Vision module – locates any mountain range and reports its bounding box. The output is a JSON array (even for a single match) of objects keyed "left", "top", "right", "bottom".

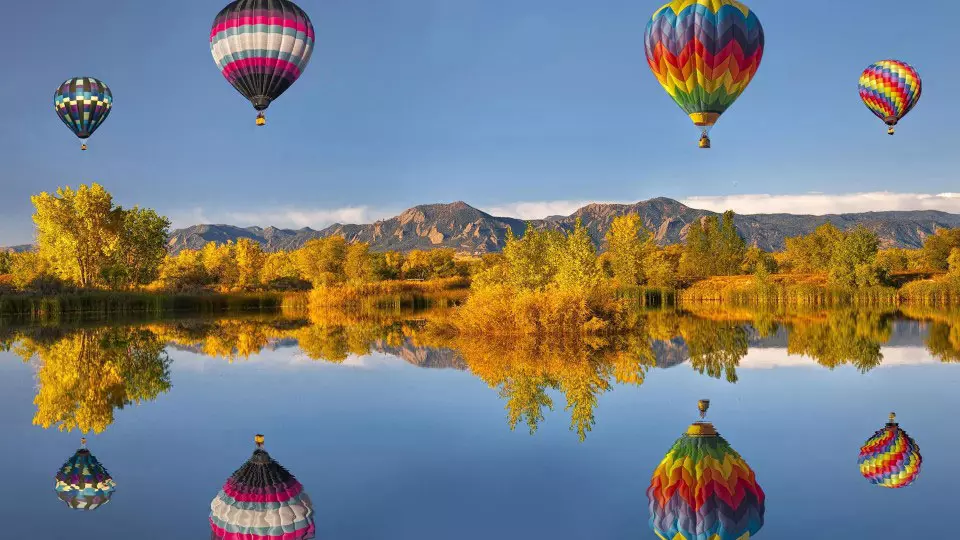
[{"left": 163, "top": 197, "right": 960, "bottom": 255}]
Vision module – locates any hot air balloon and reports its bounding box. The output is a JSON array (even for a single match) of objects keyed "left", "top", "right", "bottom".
[
  {"left": 648, "top": 401, "right": 765, "bottom": 540},
  {"left": 210, "top": 0, "right": 315, "bottom": 126},
  {"left": 54, "top": 438, "right": 116, "bottom": 510},
  {"left": 644, "top": 0, "right": 765, "bottom": 149},
  {"left": 858, "top": 412, "right": 922, "bottom": 488},
  {"left": 858, "top": 60, "right": 922, "bottom": 135},
  {"left": 53, "top": 77, "right": 113, "bottom": 151},
  {"left": 210, "top": 434, "right": 316, "bottom": 540}
]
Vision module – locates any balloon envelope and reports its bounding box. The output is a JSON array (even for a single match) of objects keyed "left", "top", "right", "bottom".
[
  {"left": 54, "top": 448, "right": 116, "bottom": 511},
  {"left": 210, "top": 0, "right": 315, "bottom": 114},
  {"left": 858, "top": 416, "right": 922, "bottom": 488},
  {"left": 210, "top": 443, "right": 315, "bottom": 539},
  {"left": 648, "top": 421, "right": 765, "bottom": 540},
  {"left": 53, "top": 77, "right": 113, "bottom": 144},
  {"left": 858, "top": 60, "right": 921, "bottom": 131},
  {"left": 643, "top": 0, "right": 764, "bottom": 139}
]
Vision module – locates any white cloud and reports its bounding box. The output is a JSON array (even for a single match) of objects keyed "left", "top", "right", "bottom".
[
  {"left": 681, "top": 192, "right": 960, "bottom": 216},
  {"left": 167, "top": 206, "right": 396, "bottom": 231},
  {"left": 482, "top": 200, "right": 618, "bottom": 219}
]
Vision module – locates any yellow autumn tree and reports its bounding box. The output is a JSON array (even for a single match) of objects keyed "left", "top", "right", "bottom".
[{"left": 235, "top": 238, "right": 266, "bottom": 290}]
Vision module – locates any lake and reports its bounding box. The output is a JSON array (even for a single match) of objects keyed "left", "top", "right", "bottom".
[{"left": 1, "top": 306, "right": 958, "bottom": 539}]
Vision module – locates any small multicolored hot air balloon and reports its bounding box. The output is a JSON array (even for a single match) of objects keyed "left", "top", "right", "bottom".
[
  {"left": 54, "top": 438, "right": 116, "bottom": 510},
  {"left": 858, "top": 412, "right": 922, "bottom": 488},
  {"left": 648, "top": 400, "right": 765, "bottom": 540},
  {"left": 54, "top": 77, "right": 113, "bottom": 151},
  {"left": 210, "top": 0, "right": 315, "bottom": 126},
  {"left": 211, "top": 434, "right": 316, "bottom": 540},
  {"left": 644, "top": 0, "right": 765, "bottom": 149},
  {"left": 858, "top": 60, "right": 922, "bottom": 135}
]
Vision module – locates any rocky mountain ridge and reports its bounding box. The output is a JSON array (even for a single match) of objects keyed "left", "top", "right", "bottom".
[{"left": 163, "top": 197, "right": 960, "bottom": 255}]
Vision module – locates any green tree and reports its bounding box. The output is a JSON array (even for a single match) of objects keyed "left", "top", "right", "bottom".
[
  {"left": 828, "top": 225, "right": 882, "bottom": 287},
  {"left": 0, "top": 251, "right": 11, "bottom": 274},
  {"left": 782, "top": 223, "right": 844, "bottom": 273},
  {"left": 106, "top": 207, "right": 171, "bottom": 287},
  {"left": 922, "top": 228, "right": 960, "bottom": 271},
  {"left": 717, "top": 210, "right": 747, "bottom": 275},
  {"left": 741, "top": 246, "right": 777, "bottom": 274}
]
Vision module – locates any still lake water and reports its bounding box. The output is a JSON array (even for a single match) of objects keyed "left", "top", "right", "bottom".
[{"left": 1, "top": 308, "right": 958, "bottom": 539}]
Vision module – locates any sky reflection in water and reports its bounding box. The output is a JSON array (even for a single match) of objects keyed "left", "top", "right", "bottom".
[{"left": 0, "top": 308, "right": 958, "bottom": 539}]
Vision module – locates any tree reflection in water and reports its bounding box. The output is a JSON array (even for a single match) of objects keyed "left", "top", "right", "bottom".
[{"left": 3, "top": 304, "right": 959, "bottom": 439}]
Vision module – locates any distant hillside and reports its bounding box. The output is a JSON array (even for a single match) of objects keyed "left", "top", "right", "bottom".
[
  {"left": 167, "top": 198, "right": 960, "bottom": 255},
  {"left": 0, "top": 245, "right": 34, "bottom": 254}
]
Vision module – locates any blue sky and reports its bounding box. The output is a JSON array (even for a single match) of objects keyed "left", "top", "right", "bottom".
[{"left": 1, "top": 0, "right": 956, "bottom": 244}]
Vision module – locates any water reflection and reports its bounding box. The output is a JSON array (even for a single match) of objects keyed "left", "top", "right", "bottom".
[
  {"left": 3, "top": 306, "right": 960, "bottom": 440},
  {"left": 210, "top": 435, "right": 315, "bottom": 540},
  {"left": 648, "top": 402, "right": 764, "bottom": 540},
  {"left": 7, "top": 326, "right": 171, "bottom": 434},
  {"left": 54, "top": 438, "right": 116, "bottom": 511}
]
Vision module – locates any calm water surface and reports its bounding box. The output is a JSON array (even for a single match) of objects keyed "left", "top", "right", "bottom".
[{"left": 0, "top": 308, "right": 958, "bottom": 539}]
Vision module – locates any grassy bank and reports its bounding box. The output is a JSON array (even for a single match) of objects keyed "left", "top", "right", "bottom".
[
  {"left": 678, "top": 274, "right": 955, "bottom": 307},
  {"left": 308, "top": 277, "right": 470, "bottom": 308},
  {"left": 0, "top": 291, "right": 285, "bottom": 321}
]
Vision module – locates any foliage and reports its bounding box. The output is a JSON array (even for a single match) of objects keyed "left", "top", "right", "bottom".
[
  {"left": 605, "top": 214, "right": 654, "bottom": 287},
  {"left": 31, "top": 183, "right": 169, "bottom": 289},
  {"left": 922, "top": 228, "right": 960, "bottom": 271},
  {"left": 828, "top": 225, "right": 883, "bottom": 287},
  {"left": 679, "top": 211, "right": 746, "bottom": 279}
]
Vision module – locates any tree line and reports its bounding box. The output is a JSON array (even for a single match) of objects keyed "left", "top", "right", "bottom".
[{"left": 2, "top": 183, "right": 959, "bottom": 298}]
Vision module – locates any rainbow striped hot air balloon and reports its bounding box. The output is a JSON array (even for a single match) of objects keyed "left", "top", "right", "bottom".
[
  {"left": 644, "top": 0, "right": 765, "bottom": 149},
  {"left": 648, "top": 400, "right": 765, "bottom": 540},
  {"left": 54, "top": 438, "right": 117, "bottom": 511},
  {"left": 858, "top": 412, "right": 922, "bottom": 488},
  {"left": 210, "top": 0, "right": 315, "bottom": 126},
  {"left": 858, "top": 60, "right": 921, "bottom": 135},
  {"left": 210, "top": 435, "right": 316, "bottom": 540}
]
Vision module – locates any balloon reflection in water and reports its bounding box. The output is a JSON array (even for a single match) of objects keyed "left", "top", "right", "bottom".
[
  {"left": 54, "top": 438, "right": 116, "bottom": 510},
  {"left": 211, "top": 434, "right": 316, "bottom": 540},
  {"left": 648, "top": 401, "right": 765, "bottom": 540},
  {"left": 858, "top": 412, "right": 922, "bottom": 488}
]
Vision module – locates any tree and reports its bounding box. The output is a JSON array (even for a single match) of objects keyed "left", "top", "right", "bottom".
[
  {"left": 828, "top": 225, "right": 882, "bottom": 287},
  {"left": 782, "top": 223, "right": 844, "bottom": 273},
  {"left": 741, "top": 246, "right": 777, "bottom": 274},
  {"left": 344, "top": 242, "right": 373, "bottom": 283},
  {"left": 30, "top": 183, "right": 169, "bottom": 289},
  {"left": 949, "top": 248, "right": 960, "bottom": 279},
  {"left": 679, "top": 212, "right": 746, "bottom": 279},
  {"left": 0, "top": 251, "right": 11, "bottom": 274},
  {"left": 261, "top": 251, "right": 306, "bottom": 289},
  {"left": 605, "top": 214, "right": 653, "bottom": 287},
  {"left": 553, "top": 219, "right": 601, "bottom": 292},
  {"left": 923, "top": 228, "right": 960, "bottom": 271},
  {"left": 201, "top": 242, "right": 239, "bottom": 290},
  {"left": 10, "top": 252, "right": 63, "bottom": 292},
  {"left": 497, "top": 225, "right": 564, "bottom": 291},
  {"left": 235, "top": 238, "right": 266, "bottom": 290},
  {"left": 32, "top": 184, "right": 119, "bottom": 288},
  {"left": 155, "top": 249, "right": 212, "bottom": 291},
  {"left": 296, "top": 237, "right": 347, "bottom": 286},
  {"left": 106, "top": 207, "right": 171, "bottom": 288},
  {"left": 716, "top": 210, "right": 747, "bottom": 275}
]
